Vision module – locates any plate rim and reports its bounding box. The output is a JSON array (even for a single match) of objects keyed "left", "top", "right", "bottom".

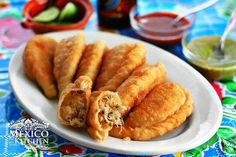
[{"left": 9, "top": 30, "right": 223, "bottom": 155}]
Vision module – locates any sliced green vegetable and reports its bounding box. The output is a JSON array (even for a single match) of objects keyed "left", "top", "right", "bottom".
[
  {"left": 33, "top": 6, "right": 60, "bottom": 22},
  {"left": 59, "top": 2, "right": 79, "bottom": 22}
]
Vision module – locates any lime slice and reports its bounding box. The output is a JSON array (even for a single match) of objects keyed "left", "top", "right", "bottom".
[
  {"left": 59, "top": 2, "right": 79, "bottom": 22},
  {"left": 33, "top": 6, "right": 60, "bottom": 22}
]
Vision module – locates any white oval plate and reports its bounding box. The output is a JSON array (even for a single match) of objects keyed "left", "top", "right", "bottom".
[{"left": 9, "top": 30, "right": 222, "bottom": 155}]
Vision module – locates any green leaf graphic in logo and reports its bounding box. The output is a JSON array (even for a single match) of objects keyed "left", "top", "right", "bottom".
[
  {"left": 218, "top": 126, "right": 236, "bottom": 155},
  {"left": 226, "top": 81, "right": 236, "bottom": 92},
  {"left": 183, "top": 134, "right": 218, "bottom": 157},
  {"left": 222, "top": 97, "right": 236, "bottom": 106}
]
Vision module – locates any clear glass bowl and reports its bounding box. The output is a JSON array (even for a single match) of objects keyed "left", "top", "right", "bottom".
[
  {"left": 182, "top": 27, "right": 236, "bottom": 80},
  {"left": 130, "top": 1, "right": 195, "bottom": 44}
]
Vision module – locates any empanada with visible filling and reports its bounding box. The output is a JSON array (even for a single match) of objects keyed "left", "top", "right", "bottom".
[
  {"left": 110, "top": 82, "right": 193, "bottom": 140},
  {"left": 23, "top": 35, "right": 57, "bottom": 99},
  {"left": 58, "top": 41, "right": 106, "bottom": 127},
  {"left": 54, "top": 34, "right": 85, "bottom": 94},
  {"left": 117, "top": 63, "right": 167, "bottom": 117},
  {"left": 87, "top": 91, "right": 124, "bottom": 142},
  {"left": 57, "top": 76, "right": 92, "bottom": 127}
]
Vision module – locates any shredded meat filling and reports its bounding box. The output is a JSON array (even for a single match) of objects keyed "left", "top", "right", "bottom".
[
  {"left": 62, "top": 91, "right": 87, "bottom": 126},
  {"left": 98, "top": 95, "right": 124, "bottom": 128}
]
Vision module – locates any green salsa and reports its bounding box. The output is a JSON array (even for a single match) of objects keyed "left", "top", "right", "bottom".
[
  {"left": 186, "top": 36, "right": 236, "bottom": 80},
  {"left": 187, "top": 36, "right": 236, "bottom": 61}
]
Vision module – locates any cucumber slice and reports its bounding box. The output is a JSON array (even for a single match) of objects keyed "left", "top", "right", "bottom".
[
  {"left": 59, "top": 2, "right": 79, "bottom": 22},
  {"left": 33, "top": 6, "right": 60, "bottom": 22}
]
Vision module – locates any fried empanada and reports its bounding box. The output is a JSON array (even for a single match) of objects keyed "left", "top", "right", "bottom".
[
  {"left": 99, "top": 43, "right": 146, "bottom": 91},
  {"left": 110, "top": 82, "right": 193, "bottom": 140},
  {"left": 87, "top": 91, "right": 124, "bottom": 141},
  {"left": 58, "top": 41, "right": 106, "bottom": 127},
  {"left": 23, "top": 35, "right": 57, "bottom": 99},
  {"left": 54, "top": 34, "right": 85, "bottom": 94},
  {"left": 117, "top": 63, "right": 167, "bottom": 116},
  {"left": 95, "top": 43, "right": 135, "bottom": 90},
  {"left": 58, "top": 76, "right": 92, "bottom": 127},
  {"left": 75, "top": 40, "right": 106, "bottom": 83}
]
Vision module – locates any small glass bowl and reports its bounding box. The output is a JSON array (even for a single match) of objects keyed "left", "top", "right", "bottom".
[
  {"left": 182, "top": 27, "right": 236, "bottom": 80},
  {"left": 130, "top": 1, "right": 195, "bottom": 44}
]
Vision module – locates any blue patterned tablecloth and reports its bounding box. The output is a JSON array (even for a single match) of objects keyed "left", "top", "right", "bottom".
[{"left": 0, "top": 0, "right": 236, "bottom": 156}]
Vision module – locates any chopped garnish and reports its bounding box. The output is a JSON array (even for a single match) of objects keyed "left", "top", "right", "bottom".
[{"left": 98, "top": 94, "right": 123, "bottom": 127}]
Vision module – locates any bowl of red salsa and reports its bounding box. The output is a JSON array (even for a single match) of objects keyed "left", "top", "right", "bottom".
[{"left": 130, "top": 2, "right": 195, "bottom": 44}]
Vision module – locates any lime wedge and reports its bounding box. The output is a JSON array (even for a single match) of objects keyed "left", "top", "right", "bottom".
[
  {"left": 59, "top": 2, "right": 79, "bottom": 22},
  {"left": 33, "top": 6, "right": 60, "bottom": 22}
]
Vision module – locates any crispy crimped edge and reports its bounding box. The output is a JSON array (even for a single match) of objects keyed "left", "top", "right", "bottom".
[
  {"left": 95, "top": 43, "right": 134, "bottom": 90},
  {"left": 99, "top": 43, "right": 146, "bottom": 91},
  {"left": 76, "top": 40, "right": 106, "bottom": 83},
  {"left": 55, "top": 34, "right": 85, "bottom": 93},
  {"left": 110, "top": 84, "right": 193, "bottom": 141},
  {"left": 23, "top": 35, "right": 58, "bottom": 98},
  {"left": 117, "top": 63, "right": 167, "bottom": 116}
]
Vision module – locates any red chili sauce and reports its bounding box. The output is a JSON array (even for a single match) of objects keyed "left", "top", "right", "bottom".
[{"left": 135, "top": 12, "right": 191, "bottom": 44}]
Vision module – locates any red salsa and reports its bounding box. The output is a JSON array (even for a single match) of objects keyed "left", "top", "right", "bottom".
[{"left": 135, "top": 12, "right": 191, "bottom": 44}]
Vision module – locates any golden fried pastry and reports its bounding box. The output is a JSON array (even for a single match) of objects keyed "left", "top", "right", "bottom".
[
  {"left": 117, "top": 63, "right": 167, "bottom": 116},
  {"left": 95, "top": 43, "right": 135, "bottom": 90},
  {"left": 110, "top": 82, "right": 193, "bottom": 140},
  {"left": 23, "top": 35, "right": 57, "bottom": 99},
  {"left": 99, "top": 43, "right": 146, "bottom": 91},
  {"left": 58, "top": 76, "right": 92, "bottom": 127},
  {"left": 87, "top": 91, "right": 124, "bottom": 141},
  {"left": 124, "top": 83, "right": 186, "bottom": 128},
  {"left": 54, "top": 34, "right": 85, "bottom": 94},
  {"left": 75, "top": 40, "right": 106, "bottom": 82},
  {"left": 58, "top": 41, "right": 106, "bottom": 127}
]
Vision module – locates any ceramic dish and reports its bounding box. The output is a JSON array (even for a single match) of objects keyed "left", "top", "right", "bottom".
[
  {"left": 9, "top": 30, "right": 222, "bottom": 155},
  {"left": 22, "top": 0, "right": 93, "bottom": 33}
]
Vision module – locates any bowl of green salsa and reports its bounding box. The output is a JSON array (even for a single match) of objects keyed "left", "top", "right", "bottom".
[{"left": 182, "top": 28, "right": 236, "bottom": 80}]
